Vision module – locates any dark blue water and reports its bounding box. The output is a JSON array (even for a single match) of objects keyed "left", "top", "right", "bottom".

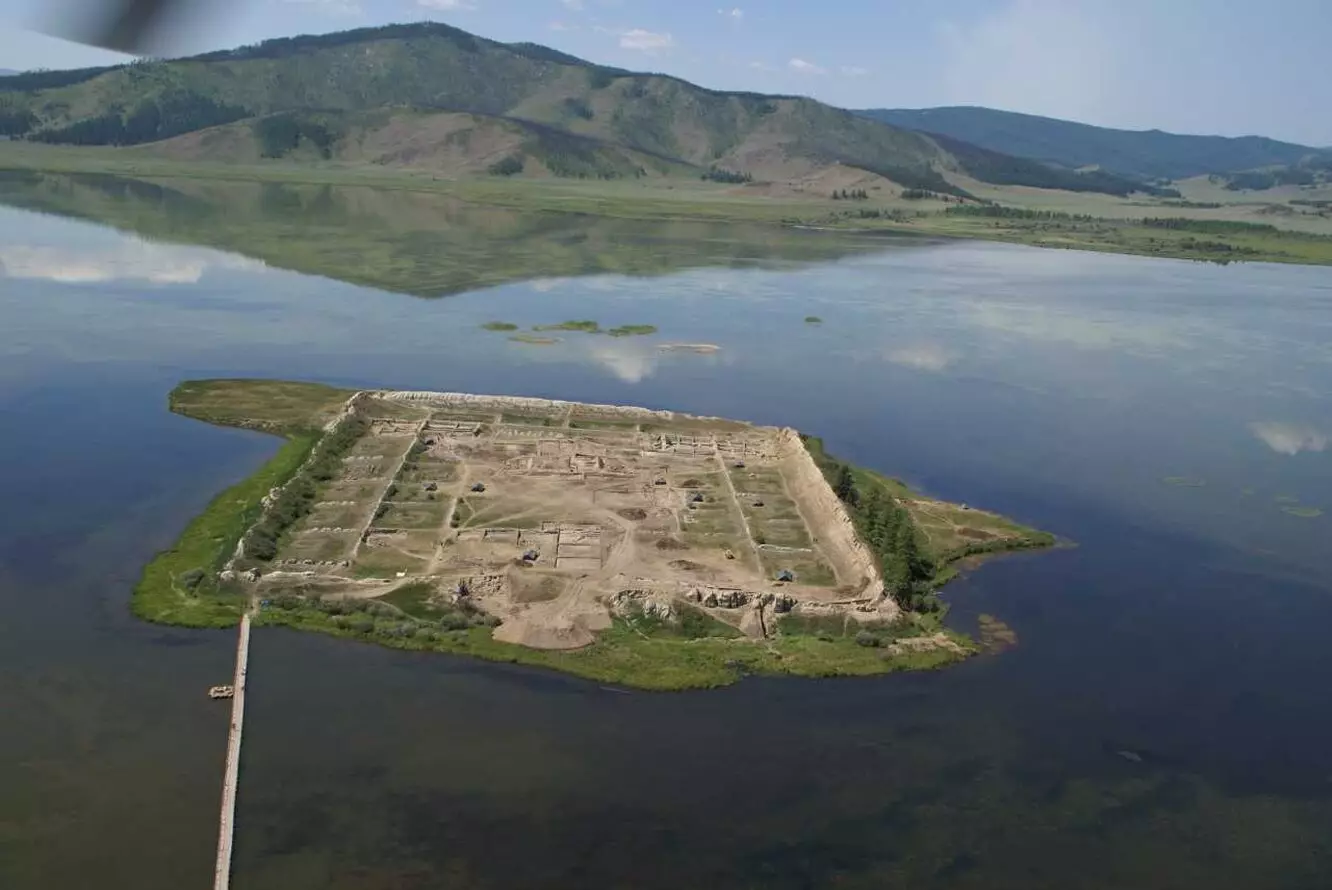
[{"left": 1, "top": 192, "right": 1330, "bottom": 889}]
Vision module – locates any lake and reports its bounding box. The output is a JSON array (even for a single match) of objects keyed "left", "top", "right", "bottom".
[{"left": 1, "top": 173, "right": 1330, "bottom": 889}]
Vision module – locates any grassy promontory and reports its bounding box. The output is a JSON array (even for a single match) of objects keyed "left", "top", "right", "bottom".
[{"left": 130, "top": 379, "right": 355, "bottom": 627}]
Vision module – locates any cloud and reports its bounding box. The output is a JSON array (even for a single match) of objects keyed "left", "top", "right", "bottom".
[
  {"left": 417, "top": 0, "right": 476, "bottom": 10},
  {"left": 619, "top": 29, "right": 674, "bottom": 52},
  {"left": 0, "top": 241, "right": 263, "bottom": 285},
  {"left": 717, "top": 7, "right": 743, "bottom": 21},
  {"left": 280, "top": 0, "right": 362, "bottom": 15},
  {"left": 1248, "top": 422, "right": 1329, "bottom": 456},
  {"left": 561, "top": 0, "right": 584, "bottom": 9},
  {"left": 885, "top": 343, "right": 954, "bottom": 373},
  {"left": 747, "top": 61, "right": 774, "bottom": 71},
  {"left": 839, "top": 65, "right": 869, "bottom": 77},
  {"left": 548, "top": 20, "right": 576, "bottom": 31},
  {"left": 788, "top": 58, "right": 826, "bottom": 75}
]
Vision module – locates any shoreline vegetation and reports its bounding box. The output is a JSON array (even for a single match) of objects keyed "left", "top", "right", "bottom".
[
  {"left": 132, "top": 379, "right": 1057, "bottom": 689},
  {"left": 1, "top": 146, "right": 1330, "bottom": 268}
]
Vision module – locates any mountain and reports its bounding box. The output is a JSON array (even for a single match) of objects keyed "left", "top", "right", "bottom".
[
  {"left": 0, "top": 23, "right": 1168, "bottom": 198},
  {"left": 0, "top": 69, "right": 17, "bottom": 76},
  {"left": 857, "top": 106, "right": 1325, "bottom": 181}
]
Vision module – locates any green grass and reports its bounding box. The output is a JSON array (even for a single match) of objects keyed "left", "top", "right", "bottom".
[
  {"left": 481, "top": 321, "right": 518, "bottom": 331},
  {"left": 254, "top": 600, "right": 969, "bottom": 690},
  {"left": 534, "top": 319, "right": 601, "bottom": 333},
  {"left": 607, "top": 324, "right": 658, "bottom": 337},
  {"left": 132, "top": 432, "right": 318, "bottom": 627},
  {"left": 1280, "top": 505, "right": 1323, "bottom": 519},
  {"left": 170, "top": 378, "right": 354, "bottom": 430},
  {"left": 804, "top": 316, "right": 823, "bottom": 324},
  {"left": 508, "top": 334, "right": 561, "bottom": 344},
  {"left": 379, "top": 581, "right": 445, "bottom": 620}
]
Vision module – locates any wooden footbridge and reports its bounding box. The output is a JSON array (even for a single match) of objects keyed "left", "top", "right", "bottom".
[{"left": 213, "top": 611, "right": 251, "bottom": 890}]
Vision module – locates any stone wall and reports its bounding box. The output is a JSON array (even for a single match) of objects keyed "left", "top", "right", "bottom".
[
  {"left": 381, "top": 390, "right": 735, "bottom": 425},
  {"left": 776, "top": 428, "right": 894, "bottom": 615}
]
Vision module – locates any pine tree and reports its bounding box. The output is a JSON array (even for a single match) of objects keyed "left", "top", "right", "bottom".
[{"left": 833, "top": 464, "right": 857, "bottom": 506}]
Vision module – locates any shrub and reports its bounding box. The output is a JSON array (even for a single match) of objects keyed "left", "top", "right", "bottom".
[
  {"left": 854, "top": 630, "right": 881, "bottom": 648},
  {"left": 488, "top": 155, "right": 524, "bottom": 176},
  {"left": 179, "top": 568, "right": 206, "bottom": 590}
]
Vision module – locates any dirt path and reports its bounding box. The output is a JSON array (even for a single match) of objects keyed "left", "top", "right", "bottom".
[
  {"left": 713, "top": 450, "right": 763, "bottom": 571},
  {"left": 349, "top": 418, "right": 428, "bottom": 562},
  {"left": 427, "top": 459, "right": 470, "bottom": 574},
  {"left": 775, "top": 459, "right": 845, "bottom": 587}
]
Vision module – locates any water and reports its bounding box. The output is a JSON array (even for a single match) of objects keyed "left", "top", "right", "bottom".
[{"left": 2, "top": 174, "right": 1330, "bottom": 888}]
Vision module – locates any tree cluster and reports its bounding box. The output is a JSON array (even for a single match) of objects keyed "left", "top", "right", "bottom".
[
  {"left": 0, "top": 109, "right": 36, "bottom": 137},
  {"left": 488, "top": 155, "right": 524, "bottom": 176},
  {"left": 242, "top": 416, "right": 369, "bottom": 561},
  {"left": 828, "top": 459, "right": 936, "bottom": 612},
  {"left": 945, "top": 205, "right": 1094, "bottom": 222},
  {"left": 254, "top": 113, "right": 338, "bottom": 160},
  {"left": 30, "top": 91, "right": 248, "bottom": 146},
  {"left": 832, "top": 189, "right": 869, "bottom": 200},
  {"left": 562, "top": 97, "right": 594, "bottom": 120},
  {"left": 701, "top": 167, "right": 752, "bottom": 184},
  {"left": 1140, "top": 217, "right": 1276, "bottom": 235},
  {"left": 846, "top": 161, "right": 974, "bottom": 200}
]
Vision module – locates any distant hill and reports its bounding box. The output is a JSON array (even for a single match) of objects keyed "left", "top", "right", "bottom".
[
  {"left": 0, "top": 24, "right": 1171, "bottom": 198},
  {"left": 857, "top": 106, "right": 1325, "bottom": 181},
  {"left": 0, "top": 69, "right": 17, "bottom": 76}
]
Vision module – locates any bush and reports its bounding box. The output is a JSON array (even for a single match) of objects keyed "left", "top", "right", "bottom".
[
  {"left": 488, "top": 155, "right": 524, "bottom": 176},
  {"left": 562, "top": 97, "right": 594, "bottom": 120},
  {"left": 179, "top": 568, "right": 207, "bottom": 590},
  {"left": 439, "top": 612, "right": 471, "bottom": 631},
  {"left": 701, "top": 168, "right": 753, "bottom": 184},
  {"left": 854, "top": 630, "right": 881, "bottom": 648}
]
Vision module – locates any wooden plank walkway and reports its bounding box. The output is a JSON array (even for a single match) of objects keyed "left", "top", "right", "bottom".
[{"left": 213, "top": 611, "right": 251, "bottom": 890}]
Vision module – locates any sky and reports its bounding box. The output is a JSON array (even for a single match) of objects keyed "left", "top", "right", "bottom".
[{"left": 3, "top": 0, "right": 1330, "bottom": 146}]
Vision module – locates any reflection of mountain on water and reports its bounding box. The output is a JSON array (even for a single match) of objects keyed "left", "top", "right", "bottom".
[{"left": 0, "top": 171, "right": 888, "bottom": 299}]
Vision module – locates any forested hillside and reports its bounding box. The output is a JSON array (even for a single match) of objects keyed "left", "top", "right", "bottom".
[
  {"left": 0, "top": 23, "right": 1170, "bottom": 197},
  {"left": 859, "top": 105, "right": 1323, "bottom": 181}
]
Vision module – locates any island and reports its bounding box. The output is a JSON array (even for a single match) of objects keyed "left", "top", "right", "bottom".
[{"left": 137, "top": 379, "right": 1054, "bottom": 689}]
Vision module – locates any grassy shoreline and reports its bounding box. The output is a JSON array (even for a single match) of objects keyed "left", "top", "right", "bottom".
[
  {"left": 131, "top": 432, "right": 318, "bottom": 628},
  {"left": 255, "top": 604, "right": 969, "bottom": 690},
  {"left": 2, "top": 145, "right": 1329, "bottom": 267},
  {"left": 134, "top": 377, "right": 1053, "bottom": 689}
]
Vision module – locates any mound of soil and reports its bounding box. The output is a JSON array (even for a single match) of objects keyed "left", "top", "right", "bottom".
[
  {"left": 679, "top": 479, "right": 703, "bottom": 489},
  {"left": 668, "top": 559, "right": 705, "bottom": 572},
  {"left": 617, "top": 508, "right": 649, "bottom": 521},
  {"left": 655, "top": 537, "right": 689, "bottom": 551}
]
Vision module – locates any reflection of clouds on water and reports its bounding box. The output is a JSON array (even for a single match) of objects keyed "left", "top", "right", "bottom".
[
  {"left": 0, "top": 239, "right": 263, "bottom": 285},
  {"left": 1249, "top": 422, "right": 1329, "bottom": 456},
  {"left": 588, "top": 341, "right": 659, "bottom": 384},
  {"left": 528, "top": 277, "right": 565, "bottom": 293},
  {"left": 962, "top": 301, "right": 1190, "bottom": 353},
  {"left": 885, "top": 343, "right": 954, "bottom": 372}
]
